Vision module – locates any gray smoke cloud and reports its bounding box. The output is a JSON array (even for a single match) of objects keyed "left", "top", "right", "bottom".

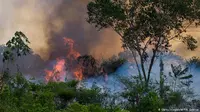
[
  {"left": 0, "top": 0, "right": 123, "bottom": 79},
  {"left": 1, "top": 0, "right": 200, "bottom": 81},
  {"left": 0, "top": 0, "right": 122, "bottom": 61}
]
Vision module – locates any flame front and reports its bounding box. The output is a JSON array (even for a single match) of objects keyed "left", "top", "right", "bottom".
[
  {"left": 45, "top": 58, "right": 66, "bottom": 82},
  {"left": 74, "top": 66, "right": 83, "bottom": 81},
  {"left": 64, "top": 38, "right": 83, "bottom": 81},
  {"left": 45, "top": 37, "right": 83, "bottom": 82},
  {"left": 64, "top": 38, "right": 81, "bottom": 59}
]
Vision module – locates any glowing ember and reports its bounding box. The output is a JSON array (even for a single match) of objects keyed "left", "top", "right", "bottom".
[{"left": 45, "top": 37, "right": 83, "bottom": 82}]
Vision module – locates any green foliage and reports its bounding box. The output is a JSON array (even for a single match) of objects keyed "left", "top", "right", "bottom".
[
  {"left": 0, "top": 73, "right": 57, "bottom": 112},
  {"left": 0, "top": 76, "right": 77, "bottom": 111},
  {"left": 0, "top": 73, "right": 130, "bottom": 112},
  {"left": 170, "top": 64, "right": 193, "bottom": 87},
  {"left": 0, "top": 30, "right": 198, "bottom": 111},
  {"left": 0, "top": 70, "right": 199, "bottom": 111},
  {"left": 166, "top": 92, "right": 183, "bottom": 107},
  {"left": 65, "top": 103, "right": 106, "bottom": 112},
  {"left": 87, "top": 0, "right": 126, "bottom": 30},
  {"left": 76, "top": 85, "right": 105, "bottom": 105},
  {"left": 182, "top": 35, "right": 198, "bottom": 51},
  {"left": 9, "top": 72, "right": 29, "bottom": 97},
  {"left": 63, "top": 102, "right": 127, "bottom": 112},
  {"left": 137, "top": 91, "right": 163, "bottom": 112},
  {"left": 3, "top": 31, "right": 31, "bottom": 63},
  {"left": 1, "top": 31, "right": 31, "bottom": 92},
  {"left": 87, "top": 0, "right": 200, "bottom": 86},
  {"left": 186, "top": 56, "right": 200, "bottom": 68},
  {"left": 120, "top": 76, "right": 163, "bottom": 112}
]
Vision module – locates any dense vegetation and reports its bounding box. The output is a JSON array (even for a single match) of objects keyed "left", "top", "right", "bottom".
[
  {"left": 0, "top": 66, "right": 200, "bottom": 112},
  {"left": 0, "top": 72, "right": 128, "bottom": 112},
  {"left": 1, "top": 0, "right": 200, "bottom": 111}
]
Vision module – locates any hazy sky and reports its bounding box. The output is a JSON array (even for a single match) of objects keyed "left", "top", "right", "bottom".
[
  {"left": 0, "top": 0, "right": 200, "bottom": 60},
  {"left": 0, "top": 0, "right": 122, "bottom": 60},
  {"left": 0, "top": 0, "right": 200, "bottom": 95}
]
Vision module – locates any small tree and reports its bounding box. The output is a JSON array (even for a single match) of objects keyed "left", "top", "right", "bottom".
[
  {"left": 87, "top": 0, "right": 200, "bottom": 86},
  {"left": 3, "top": 31, "right": 31, "bottom": 63},
  {"left": 169, "top": 64, "right": 193, "bottom": 92},
  {"left": 1, "top": 31, "right": 31, "bottom": 92}
]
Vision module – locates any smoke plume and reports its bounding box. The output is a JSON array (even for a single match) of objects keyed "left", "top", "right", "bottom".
[
  {"left": 1, "top": 0, "right": 200, "bottom": 80},
  {"left": 0, "top": 0, "right": 122, "bottom": 61}
]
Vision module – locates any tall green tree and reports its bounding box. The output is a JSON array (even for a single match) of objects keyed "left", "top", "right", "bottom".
[{"left": 87, "top": 0, "right": 200, "bottom": 86}]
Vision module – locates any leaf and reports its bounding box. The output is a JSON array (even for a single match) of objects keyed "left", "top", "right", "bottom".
[
  {"left": 177, "top": 67, "right": 188, "bottom": 76},
  {"left": 179, "top": 74, "right": 193, "bottom": 79}
]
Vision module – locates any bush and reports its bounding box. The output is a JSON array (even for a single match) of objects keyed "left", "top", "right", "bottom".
[
  {"left": 76, "top": 85, "right": 105, "bottom": 105},
  {"left": 62, "top": 102, "right": 128, "bottom": 112},
  {"left": 137, "top": 91, "right": 163, "bottom": 112}
]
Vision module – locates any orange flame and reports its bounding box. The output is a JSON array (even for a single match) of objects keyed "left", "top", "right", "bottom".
[
  {"left": 45, "top": 58, "right": 66, "bottom": 82},
  {"left": 45, "top": 37, "right": 83, "bottom": 82},
  {"left": 64, "top": 38, "right": 81, "bottom": 59},
  {"left": 64, "top": 38, "right": 83, "bottom": 81},
  {"left": 74, "top": 67, "right": 83, "bottom": 81}
]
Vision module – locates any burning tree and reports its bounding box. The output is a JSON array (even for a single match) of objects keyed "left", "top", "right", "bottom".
[
  {"left": 77, "top": 55, "right": 98, "bottom": 77},
  {"left": 87, "top": 0, "right": 200, "bottom": 86},
  {"left": 45, "top": 37, "right": 84, "bottom": 82},
  {"left": 45, "top": 58, "right": 66, "bottom": 82}
]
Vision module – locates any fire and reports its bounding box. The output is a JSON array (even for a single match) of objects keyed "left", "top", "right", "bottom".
[
  {"left": 45, "top": 37, "right": 83, "bottom": 82},
  {"left": 64, "top": 38, "right": 83, "bottom": 81},
  {"left": 64, "top": 38, "right": 81, "bottom": 59},
  {"left": 45, "top": 58, "right": 66, "bottom": 82},
  {"left": 74, "top": 67, "right": 83, "bottom": 81}
]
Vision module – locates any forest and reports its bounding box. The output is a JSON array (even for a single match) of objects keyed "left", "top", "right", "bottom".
[{"left": 1, "top": 0, "right": 200, "bottom": 112}]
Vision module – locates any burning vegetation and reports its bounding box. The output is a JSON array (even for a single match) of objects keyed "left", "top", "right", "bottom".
[
  {"left": 2, "top": 0, "right": 200, "bottom": 112},
  {"left": 45, "top": 37, "right": 83, "bottom": 82},
  {"left": 45, "top": 37, "right": 126, "bottom": 82}
]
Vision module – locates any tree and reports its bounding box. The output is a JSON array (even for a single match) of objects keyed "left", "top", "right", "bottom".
[
  {"left": 169, "top": 64, "right": 193, "bottom": 92},
  {"left": 0, "top": 31, "right": 31, "bottom": 92},
  {"left": 120, "top": 76, "right": 163, "bottom": 112},
  {"left": 87, "top": 0, "right": 200, "bottom": 86},
  {"left": 2, "top": 31, "right": 31, "bottom": 63},
  {"left": 77, "top": 55, "right": 98, "bottom": 77},
  {"left": 159, "top": 58, "right": 165, "bottom": 99},
  {"left": 186, "top": 56, "right": 200, "bottom": 68}
]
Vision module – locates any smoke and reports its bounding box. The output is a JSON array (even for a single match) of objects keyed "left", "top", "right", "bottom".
[
  {"left": 1, "top": 0, "right": 200, "bottom": 82},
  {"left": 0, "top": 0, "right": 51, "bottom": 59},
  {"left": 84, "top": 54, "right": 200, "bottom": 95},
  {"left": 0, "top": 0, "right": 122, "bottom": 61},
  {"left": 171, "top": 26, "right": 200, "bottom": 59},
  {"left": 1, "top": 0, "right": 200, "bottom": 62}
]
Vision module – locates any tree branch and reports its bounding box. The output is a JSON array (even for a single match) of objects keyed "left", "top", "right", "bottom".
[{"left": 147, "top": 36, "right": 162, "bottom": 84}]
